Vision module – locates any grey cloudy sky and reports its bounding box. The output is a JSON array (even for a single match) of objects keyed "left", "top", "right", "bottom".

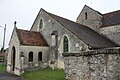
[{"left": 0, "top": 0, "right": 120, "bottom": 49}]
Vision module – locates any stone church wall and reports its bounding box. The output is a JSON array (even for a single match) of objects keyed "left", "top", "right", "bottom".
[
  {"left": 63, "top": 47, "right": 120, "bottom": 80},
  {"left": 100, "top": 25, "right": 120, "bottom": 45},
  {"left": 31, "top": 10, "right": 88, "bottom": 68},
  {"left": 19, "top": 46, "right": 49, "bottom": 70}
]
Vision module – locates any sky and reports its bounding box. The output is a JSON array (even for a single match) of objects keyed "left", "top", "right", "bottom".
[{"left": 0, "top": 0, "right": 120, "bottom": 49}]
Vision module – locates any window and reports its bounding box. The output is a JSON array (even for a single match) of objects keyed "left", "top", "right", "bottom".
[
  {"left": 52, "top": 35, "right": 56, "bottom": 46},
  {"left": 51, "top": 30, "right": 58, "bottom": 46},
  {"left": 29, "top": 52, "right": 33, "bottom": 62},
  {"left": 39, "top": 19, "right": 43, "bottom": 31},
  {"left": 63, "top": 36, "right": 69, "bottom": 52},
  {"left": 38, "top": 52, "right": 42, "bottom": 61},
  {"left": 85, "top": 12, "right": 87, "bottom": 19}
]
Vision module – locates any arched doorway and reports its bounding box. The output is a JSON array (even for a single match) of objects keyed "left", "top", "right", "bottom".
[{"left": 11, "top": 46, "right": 16, "bottom": 71}]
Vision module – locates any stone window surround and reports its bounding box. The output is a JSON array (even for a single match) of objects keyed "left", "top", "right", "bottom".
[
  {"left": 38, "top": 18, "right": 44, "bottom": 31},
  {"left": 63, "top": 36, "right": 69, "bottom": 52},
  {"left": 61, "top": 34, "right": 70, "bottom": 53}
]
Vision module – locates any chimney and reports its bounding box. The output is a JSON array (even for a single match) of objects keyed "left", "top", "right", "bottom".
[{"left": 14, "top": 21, "right": 17, "bottom": 27}]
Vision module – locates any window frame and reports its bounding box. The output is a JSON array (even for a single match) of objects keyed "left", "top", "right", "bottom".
[{"left": 63, "top": 36, "right": 69, "bottom": 52}]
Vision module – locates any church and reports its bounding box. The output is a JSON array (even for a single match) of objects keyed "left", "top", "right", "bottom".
[{"left": 7, "top": 5, "right": 120, "bottom": 75}]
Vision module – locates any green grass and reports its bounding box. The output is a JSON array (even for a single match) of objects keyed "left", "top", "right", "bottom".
[
  {"left": 21, "top": 68, "right": 65, "bottom": 80},
  {"left": 0, "top": 64, "right": 5, "bottom": 73}
]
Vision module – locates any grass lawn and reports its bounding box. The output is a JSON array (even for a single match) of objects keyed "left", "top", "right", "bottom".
[
  {"left": 21, "top": 68, "right": 65, "bottom": 80},
  {"left": 0, "top": 64, "right": 5, "bottom": 73}
]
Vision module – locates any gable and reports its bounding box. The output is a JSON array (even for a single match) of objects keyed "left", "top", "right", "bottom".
[
  {"left": 76, "top": 5, "right": 102, "bottom": 22},
  {"left": 9, "top": 27, "right": 20, "bottom": 46},
  {"left": 30, "top": 9, "right": 45, "bottom": 31},
  {"left": 76, "top": 5, "right": 103, "bottom": 31}
]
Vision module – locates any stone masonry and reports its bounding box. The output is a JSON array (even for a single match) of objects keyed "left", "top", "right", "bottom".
[
  {"left": 63, "top": 47, "right": 120, "bottom": 80},
  {"left": 100, "top": 25, "right": 120, "bottom": 45},
  {"left": 31, "top": 9, "right": 88, "bottom": 68}
]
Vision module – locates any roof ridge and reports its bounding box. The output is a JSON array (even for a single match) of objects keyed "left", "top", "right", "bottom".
[
  {"left": 46, "top": 11, "right": 90, "bottom": 28},
  {"left": 16, "top": 28, "right": 23, "bottom": 44},
  {"left": 101, "top": 9, "right": 120, "bottom": 27},
  {"left": 44, "top": 9, "right": 75, "bottom": 22},
  {"left": 84, "top": 5, "right": 102, "bottom": 15},
  {"left": 30, "top": 8, "right": 44, "bottom": 31},
  {"left": 76, "top": 5, "right": 102, "bottom": 22},
  {"left": 103, "top": 9, "right": 120, "bottom": 15},
  {"left": 46, "top": 10, "right": 103, "bottom": 35},
  {"left": 17, "top": 28, "right": 42, "bottom": 33}
]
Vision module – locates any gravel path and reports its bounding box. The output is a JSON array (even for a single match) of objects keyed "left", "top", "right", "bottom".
[{"left": 0, "top": 72, "right": 22, "bottom": 80}]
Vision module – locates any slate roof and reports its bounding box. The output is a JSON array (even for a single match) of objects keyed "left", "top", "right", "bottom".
[
  {"left": 101, "top": 10, "right": 120, "bottom": 27},
  {"left": 43, "top": 9, "right": 119, "bottom": 49},
  {"left": 16, "top": 28, "right": 48, "bottom": 46}
]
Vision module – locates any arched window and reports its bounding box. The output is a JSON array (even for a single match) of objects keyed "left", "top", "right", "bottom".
[
  {"left": 85, "top": 12, "right": 87, "bottom": 19},
  {"left": 39, "top": 19, "right": 43, "bottom": 31},
  {"left": 28, "top": 52, "right": 33, "bottom": 62},
  {"left": 63, "top": 36, "right": 69, "bottom": 52},
  {"left": 38, "top": 52, "right": 42, "bottom": 61}
]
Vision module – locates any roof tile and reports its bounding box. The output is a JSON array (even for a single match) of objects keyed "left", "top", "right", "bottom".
[{"left": 16, "top": 29, "right": 48, "bottom": 46}]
